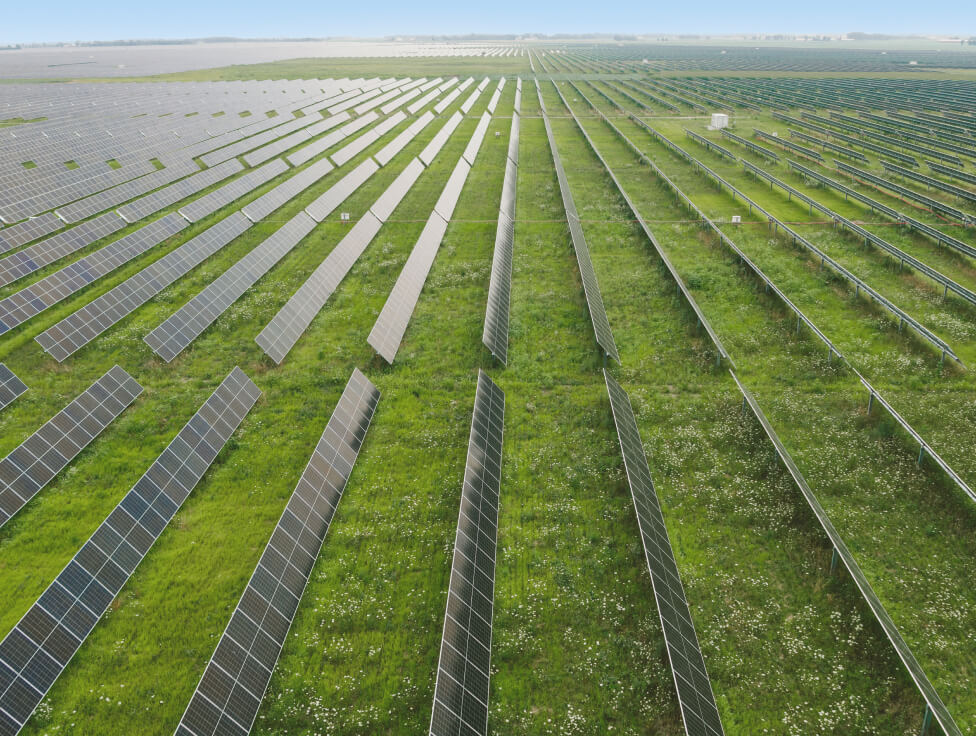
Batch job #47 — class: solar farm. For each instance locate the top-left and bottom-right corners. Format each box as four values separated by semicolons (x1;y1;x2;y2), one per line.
0;37;975;736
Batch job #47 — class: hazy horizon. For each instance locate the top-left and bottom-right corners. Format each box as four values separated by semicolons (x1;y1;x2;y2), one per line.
3;0;974;46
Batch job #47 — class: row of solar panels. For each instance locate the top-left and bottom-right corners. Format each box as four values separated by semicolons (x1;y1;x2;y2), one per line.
623;106;963;359
0;78;393;177
775;158;976;259
79;79;480;366
535;79;620;363
17;82;472;358
0;366;261;735
562;82;732;367
0;77;409;227
596;102;967;736
556;82;732;736
660;128;963;364
35;99;450;362
254;109;456;364
481;78;521;365
771;160;976;304
366;83;500;364
0;362;507;736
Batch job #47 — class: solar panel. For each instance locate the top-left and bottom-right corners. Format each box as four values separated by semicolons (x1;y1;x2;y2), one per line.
536;82;619;363
603;370;724;736
367;211;448;363
420;112;464;167
371;158;425;222
0;212;126;288
506;113;520;168
382;87;421;115
354;86;403;115
174;368;378;736
375;112;435;167
54;161;200;225
0;364;28;412
255;212;383;365
460;88;483;115
407;88;443;115
144;213;315;362
178;159;288;223
116;160;244;223
329;88;381;115
462;113;491;166
433;88;462;114
486;87;502;114
256;151;429;364
36;213;252;362
434;160;471;222
0;366;142;528
242;158;334;223
481;93;519;365
285;112;371;167
304;159;380;222
482;202;516;366
429;370;504;736
0;213;63;253
0;213;188;336
330;111;407;167
0;367;259;736
198;116;306;168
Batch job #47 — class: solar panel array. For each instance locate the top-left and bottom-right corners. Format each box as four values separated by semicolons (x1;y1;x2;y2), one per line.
174;368;379;736
2;160;160;225
731;371;963;736
367;213;449;363
331;111;407;167
116;160;245;223
429;370;504;736
482;81;520;364
0;364;27;412
603;370;725;736
835;159;975;224
36;213;253;362
420;112;464;166
368;106;494;363
0;367;259;736
486;77;505;114
253;90;466;363
284;112;363;167
199;116;323;168
241;109;363;168
178;159;289;223
0;213;63;252
0;366;142;528
929;160;976;187
0;79;391;230
242;158;335;223
54;161;201;225
375;112;436;167
304;159;380;222
257;157;429;363
0;213;188;335
144;213;315;362
0;212;126;288
536;80;620;363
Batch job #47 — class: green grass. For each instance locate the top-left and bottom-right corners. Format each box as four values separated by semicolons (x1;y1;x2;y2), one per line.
547;81;976;733
0;58;975;736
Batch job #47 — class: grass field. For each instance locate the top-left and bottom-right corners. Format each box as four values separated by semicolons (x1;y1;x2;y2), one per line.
0;48;974;736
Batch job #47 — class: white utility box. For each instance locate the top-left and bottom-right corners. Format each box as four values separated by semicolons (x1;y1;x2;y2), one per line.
710;113;729;129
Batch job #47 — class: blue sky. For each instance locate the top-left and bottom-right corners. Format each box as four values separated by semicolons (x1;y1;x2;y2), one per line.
3;0;973;44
